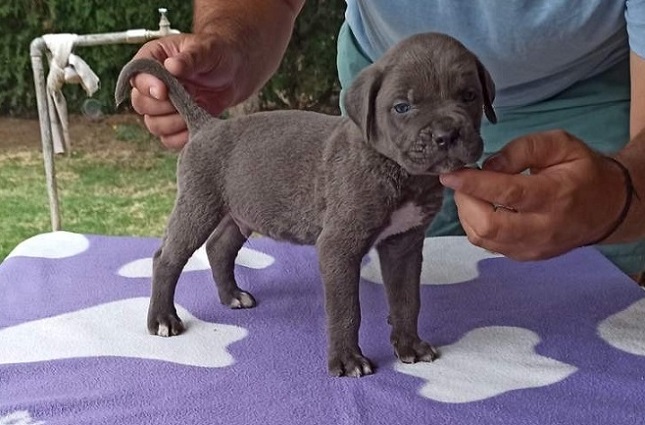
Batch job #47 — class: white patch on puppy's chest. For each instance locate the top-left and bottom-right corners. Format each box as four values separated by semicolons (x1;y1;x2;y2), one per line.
374;202;425;245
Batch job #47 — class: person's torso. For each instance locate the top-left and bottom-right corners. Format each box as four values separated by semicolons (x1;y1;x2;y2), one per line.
345;0;630;107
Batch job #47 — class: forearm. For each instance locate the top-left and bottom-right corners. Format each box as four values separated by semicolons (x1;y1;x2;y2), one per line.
605;51;645;243
193;0;305;99
630;51;645;139
606;129;645;243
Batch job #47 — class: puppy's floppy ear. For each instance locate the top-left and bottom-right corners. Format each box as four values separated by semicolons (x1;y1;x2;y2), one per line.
476;59;497;124
344;64;383;142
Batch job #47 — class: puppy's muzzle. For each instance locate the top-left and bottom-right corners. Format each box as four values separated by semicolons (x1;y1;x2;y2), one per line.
410;117;483;174
426;115;471;150
431;127;459;148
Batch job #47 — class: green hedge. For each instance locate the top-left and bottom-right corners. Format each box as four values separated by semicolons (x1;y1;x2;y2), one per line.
0;0;344;117
262;2;345;113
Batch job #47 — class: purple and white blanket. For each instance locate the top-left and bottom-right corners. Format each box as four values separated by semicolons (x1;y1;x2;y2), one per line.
1;232;644;424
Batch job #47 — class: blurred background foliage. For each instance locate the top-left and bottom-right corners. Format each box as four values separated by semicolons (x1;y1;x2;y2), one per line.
0;0;345;117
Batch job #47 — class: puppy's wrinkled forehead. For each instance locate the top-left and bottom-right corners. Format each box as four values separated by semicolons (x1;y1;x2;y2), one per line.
378;33;479;98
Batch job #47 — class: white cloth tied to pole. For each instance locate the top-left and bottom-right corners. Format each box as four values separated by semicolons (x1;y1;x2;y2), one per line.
42;34;100;154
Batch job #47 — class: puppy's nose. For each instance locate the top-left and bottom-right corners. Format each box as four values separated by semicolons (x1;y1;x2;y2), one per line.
432;128;459;148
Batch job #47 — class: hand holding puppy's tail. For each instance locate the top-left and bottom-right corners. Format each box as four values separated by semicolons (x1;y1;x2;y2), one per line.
115;58;211;133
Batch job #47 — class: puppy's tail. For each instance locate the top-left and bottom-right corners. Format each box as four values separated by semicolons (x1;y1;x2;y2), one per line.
115;58;211;134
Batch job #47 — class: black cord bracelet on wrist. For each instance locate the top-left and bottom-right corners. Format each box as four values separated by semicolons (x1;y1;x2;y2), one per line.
586;156;638;246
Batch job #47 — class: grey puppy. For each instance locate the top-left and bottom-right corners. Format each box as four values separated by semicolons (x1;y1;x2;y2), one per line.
115;32;496;377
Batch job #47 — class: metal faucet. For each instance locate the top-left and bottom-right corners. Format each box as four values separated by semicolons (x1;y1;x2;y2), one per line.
29;7;183;230
158;8;171;36
125;8;181;43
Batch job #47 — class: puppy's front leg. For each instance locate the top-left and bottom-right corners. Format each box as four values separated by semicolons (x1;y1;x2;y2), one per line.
317;231;373;377
377;229;438;363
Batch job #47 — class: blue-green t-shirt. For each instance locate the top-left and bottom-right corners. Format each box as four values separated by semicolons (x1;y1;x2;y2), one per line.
345;0;645;108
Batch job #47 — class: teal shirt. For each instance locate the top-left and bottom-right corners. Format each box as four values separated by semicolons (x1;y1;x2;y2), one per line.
345;0;645;108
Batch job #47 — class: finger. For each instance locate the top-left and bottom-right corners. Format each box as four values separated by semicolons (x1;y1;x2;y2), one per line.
160;130;189;151
143;113;187;138
131;74;169;102
454;191;513;244
441;168;555;212
483;129;587;174
456;191;571;260
460;218;536;260
130;88;176;116
456;194;545;260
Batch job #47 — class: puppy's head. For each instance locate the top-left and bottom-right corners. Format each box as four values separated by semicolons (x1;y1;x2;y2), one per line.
344;32;496;175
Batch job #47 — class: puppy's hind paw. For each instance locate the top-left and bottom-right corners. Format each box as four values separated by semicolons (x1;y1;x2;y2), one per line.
328;351;374;378
394;339;438;364
148;314;184;337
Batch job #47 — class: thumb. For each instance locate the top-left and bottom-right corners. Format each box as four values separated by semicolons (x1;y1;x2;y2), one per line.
483;130;586;174
163;41;216;78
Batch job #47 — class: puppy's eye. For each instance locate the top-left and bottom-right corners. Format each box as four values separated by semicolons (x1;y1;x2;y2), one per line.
462;90;477;102
393;102;412;114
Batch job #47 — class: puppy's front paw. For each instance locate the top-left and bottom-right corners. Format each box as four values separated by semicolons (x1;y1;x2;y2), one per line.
148;312;184;337
328;350;374;377
393;337;438;363
221;290;256;309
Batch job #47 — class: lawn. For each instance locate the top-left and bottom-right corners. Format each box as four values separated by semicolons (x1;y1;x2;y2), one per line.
0;114;178;261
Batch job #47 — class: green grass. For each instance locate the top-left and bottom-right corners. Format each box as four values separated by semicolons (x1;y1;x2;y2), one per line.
0;119;178;261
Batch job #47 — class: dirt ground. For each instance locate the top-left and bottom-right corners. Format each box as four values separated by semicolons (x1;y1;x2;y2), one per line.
0;114;146;153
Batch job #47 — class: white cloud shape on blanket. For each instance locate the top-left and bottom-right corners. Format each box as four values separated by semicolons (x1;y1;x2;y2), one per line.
394;326;577;403
0;298;247;368
0;411;45;425
597;298;645;356
118;245;275;278
6;231;89;260
361;236;502;285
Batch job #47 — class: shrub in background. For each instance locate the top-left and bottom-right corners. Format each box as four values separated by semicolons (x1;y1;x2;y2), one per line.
0;0;192;117
263;1;345;114
0;0;344;118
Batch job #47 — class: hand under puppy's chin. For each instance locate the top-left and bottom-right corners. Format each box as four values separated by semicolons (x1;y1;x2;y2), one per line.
434;161;484;175
402;158;476;176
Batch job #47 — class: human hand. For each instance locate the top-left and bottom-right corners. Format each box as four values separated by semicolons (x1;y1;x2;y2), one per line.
439;130;629;261
129;34;245;149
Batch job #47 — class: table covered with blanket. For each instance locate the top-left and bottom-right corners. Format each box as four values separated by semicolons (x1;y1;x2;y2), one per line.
1;232;644;424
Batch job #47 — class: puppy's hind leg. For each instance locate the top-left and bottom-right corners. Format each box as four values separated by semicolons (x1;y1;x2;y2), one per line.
205;214;256;309
149;192;224;337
